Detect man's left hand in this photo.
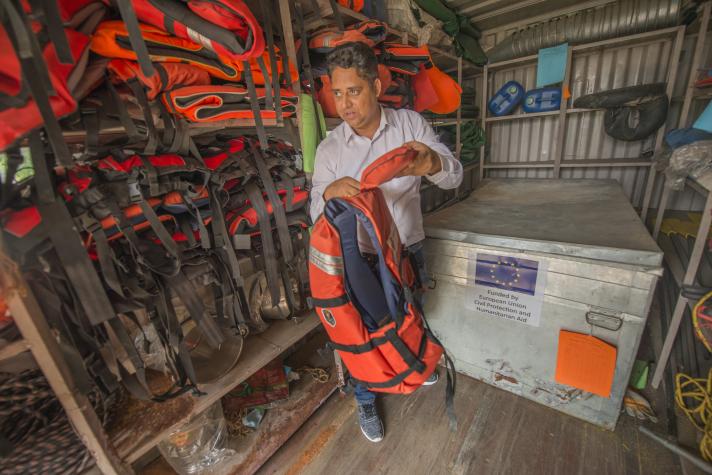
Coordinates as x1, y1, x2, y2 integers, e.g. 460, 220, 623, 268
397, 141, 442, 177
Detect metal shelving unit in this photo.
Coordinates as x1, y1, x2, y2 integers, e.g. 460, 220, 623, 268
648, 1, 712, 389
477, 25, 686, 222
0, 1, 326, 473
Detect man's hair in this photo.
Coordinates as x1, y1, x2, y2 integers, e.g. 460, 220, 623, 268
326, 42, 379, 84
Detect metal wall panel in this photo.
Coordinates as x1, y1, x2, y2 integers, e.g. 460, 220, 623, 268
481, 28, 711, 211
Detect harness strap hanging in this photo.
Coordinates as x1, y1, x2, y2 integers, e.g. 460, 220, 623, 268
241, 60, 269, 149
255, 56, 274, 111
260, 1, 283, 124
125, 78, 160, 155
30, 0, 73, 64
164, 270, 225, 348
3, 0, 73, 167
114, 0, 155, 77
76, 212, 125, 298
104, 80, 143, 144
245, 181, 281, 305
29, 133, 114, 326
81, 107, 100, 159
328, 0, 346, 32
252, 148, 294, 262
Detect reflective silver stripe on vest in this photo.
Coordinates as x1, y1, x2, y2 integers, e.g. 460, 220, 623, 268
309, 247, 343, 276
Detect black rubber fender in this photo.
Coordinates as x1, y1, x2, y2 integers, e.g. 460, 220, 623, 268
573, 82, 667, 108
603, 94, 669, 141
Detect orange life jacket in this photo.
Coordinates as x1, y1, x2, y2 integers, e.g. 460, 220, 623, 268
308, 146, 444, 394
91, 20, 243, 81
161, 85, 297, 122
107, 59, 211, 101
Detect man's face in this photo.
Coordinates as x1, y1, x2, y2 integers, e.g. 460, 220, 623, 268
330, 66, 381, 130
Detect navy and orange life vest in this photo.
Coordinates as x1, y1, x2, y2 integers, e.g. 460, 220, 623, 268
309, 147, 444, 393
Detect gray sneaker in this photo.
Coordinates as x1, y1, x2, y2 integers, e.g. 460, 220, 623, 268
358, 402, 384, 442
423, 370, 439, 386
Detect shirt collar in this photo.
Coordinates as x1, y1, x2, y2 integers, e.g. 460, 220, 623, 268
343, 107, 390, 143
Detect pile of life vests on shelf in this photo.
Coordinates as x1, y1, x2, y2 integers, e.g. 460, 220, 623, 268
305, 18, 463, 117
0, 0, 308, 402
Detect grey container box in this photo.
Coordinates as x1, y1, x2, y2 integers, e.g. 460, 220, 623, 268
422, 179, 662, 429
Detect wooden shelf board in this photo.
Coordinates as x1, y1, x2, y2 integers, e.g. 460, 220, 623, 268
109, 312, 321, 465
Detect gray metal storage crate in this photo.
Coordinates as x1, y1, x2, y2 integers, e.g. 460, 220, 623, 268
422, 179, 663, 429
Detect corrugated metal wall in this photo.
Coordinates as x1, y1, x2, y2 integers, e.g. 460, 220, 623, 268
467, 3, 712, 212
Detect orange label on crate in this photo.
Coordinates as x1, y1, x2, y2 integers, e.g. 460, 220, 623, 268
554, 330, 617, 398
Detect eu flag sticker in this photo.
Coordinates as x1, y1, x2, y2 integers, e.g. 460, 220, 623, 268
475, 254, 539, 296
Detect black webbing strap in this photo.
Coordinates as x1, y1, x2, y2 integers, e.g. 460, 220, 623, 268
328, 0, 345, 31
28, 133, 114, 326
312, 294, 349, 308
206, 181, 248, 328
3, 0, 72, 167
295, 3, 324, 142
350, 328, 429, 389
260, 0, 283, 123
276, 36, 293, 90
157, 95, 177, 149
255, 56, 273, 111
245, 182, 281, 305
126, 176, 182, 276
114, 0, 155, 77
164, 270, 225, 348
152, 275, 202, 394
241, 60, 269, 149
32, 0, 73, 64
125, 78, 159, 155
104, 81, 143, 144
251, 148, 294, 262
181, 191, 211, 249
411, 294, 457, 431
81, 107, 100, 159
76, 212, 125, 298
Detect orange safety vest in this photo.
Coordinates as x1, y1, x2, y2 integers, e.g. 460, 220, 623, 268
308, 146, 445, 393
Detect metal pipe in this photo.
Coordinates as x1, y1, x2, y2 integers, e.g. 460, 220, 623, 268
639, 426, 712, 474
487, 0, 681, 63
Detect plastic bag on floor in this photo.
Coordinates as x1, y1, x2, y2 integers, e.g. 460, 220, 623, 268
158, 401, 235, 475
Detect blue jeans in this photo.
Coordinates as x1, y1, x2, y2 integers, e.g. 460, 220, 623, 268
353, 240, 428, 406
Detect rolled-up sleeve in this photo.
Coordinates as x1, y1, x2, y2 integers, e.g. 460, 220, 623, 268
410, 112, 463, 189
309, 140, 337, 223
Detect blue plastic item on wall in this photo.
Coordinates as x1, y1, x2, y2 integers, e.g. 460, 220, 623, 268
523, 87, 562, 113
488, 81, 525, 116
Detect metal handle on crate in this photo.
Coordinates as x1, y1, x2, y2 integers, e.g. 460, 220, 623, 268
586, 310, 623, 331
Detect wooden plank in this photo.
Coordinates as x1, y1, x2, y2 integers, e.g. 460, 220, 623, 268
262, 372, 683, 475
640, 26, 685, 221
5, 279, 129, 475
0, 338, 29, 362
110, 313, 320, 464
479, 65, 488, 181
652, 190, 712, 388
225, 372, 337, 474
485, 110, 560, 122
278, 0, 301, 96
484, 160, 555, 169
680, 2, 712, 128
553, 46, 574, 178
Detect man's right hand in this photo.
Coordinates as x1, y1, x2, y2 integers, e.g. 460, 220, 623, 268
323, 177, 360, 201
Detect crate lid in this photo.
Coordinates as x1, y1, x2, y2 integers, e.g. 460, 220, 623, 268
424, 179, 662, 268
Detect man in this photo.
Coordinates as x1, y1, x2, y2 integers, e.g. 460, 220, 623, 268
309, 42, 463, 443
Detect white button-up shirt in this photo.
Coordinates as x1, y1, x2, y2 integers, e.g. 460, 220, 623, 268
309, 107, 463, 247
